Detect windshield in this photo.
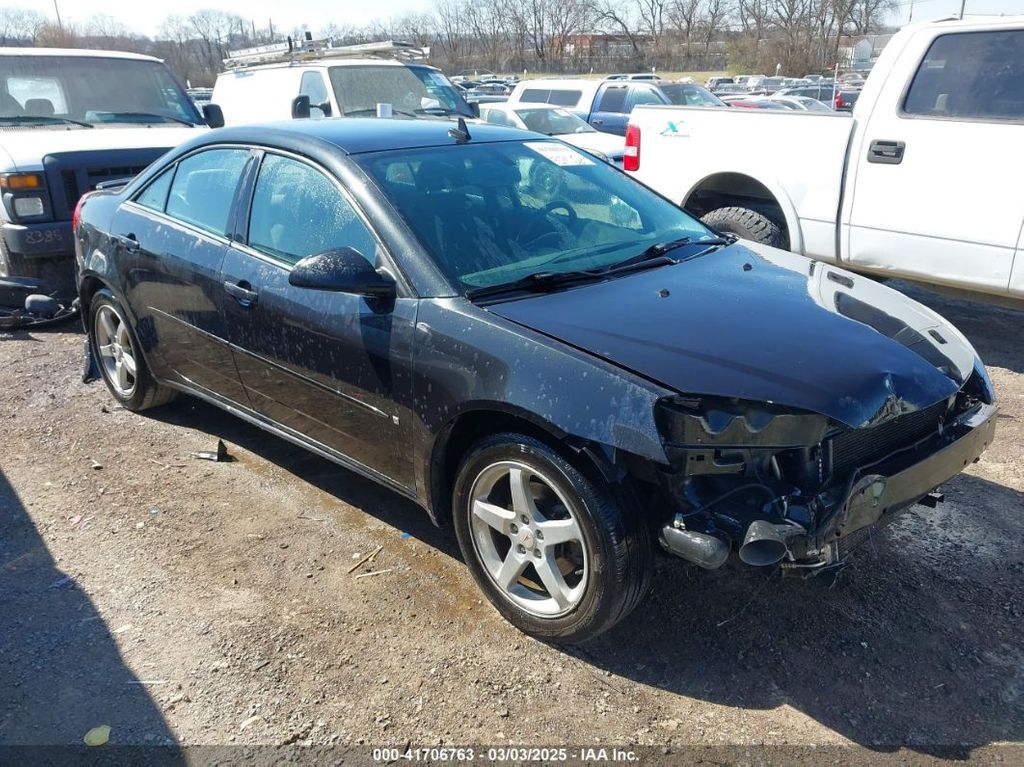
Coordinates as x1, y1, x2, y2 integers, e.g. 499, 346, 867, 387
329, 64, 474, 117
0, 55, 201, 126
358, 140, 717, 292
658, 84, 725, 107
515, 108, 594, 135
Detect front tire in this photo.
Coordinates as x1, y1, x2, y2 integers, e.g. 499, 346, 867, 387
701, 206, 787, 249
88, 289, 176, 412
452, 433, 652, 643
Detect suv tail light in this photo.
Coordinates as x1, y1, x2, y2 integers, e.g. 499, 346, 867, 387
834, 92, 843, 109
624, 124, 641, 172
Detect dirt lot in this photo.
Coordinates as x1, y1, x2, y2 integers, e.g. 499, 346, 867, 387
1, 282, 1022, 759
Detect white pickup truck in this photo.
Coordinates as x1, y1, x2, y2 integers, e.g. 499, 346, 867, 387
0, 48, 220, 299
625, 16, 1024, 305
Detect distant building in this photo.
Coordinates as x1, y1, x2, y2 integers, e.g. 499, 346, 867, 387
555, 32, 652, 58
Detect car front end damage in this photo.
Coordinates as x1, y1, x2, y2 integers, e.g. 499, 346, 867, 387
643, 371, 996, 571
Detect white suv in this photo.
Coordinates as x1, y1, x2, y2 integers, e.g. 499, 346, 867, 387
0, 48, 217, 297
211, 40, 477, 124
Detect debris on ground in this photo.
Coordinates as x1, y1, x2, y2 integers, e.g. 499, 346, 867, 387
347, 545, 383, 574
190, 439, 232, 463
355, 568, 393, 580
83, 725, 111, 746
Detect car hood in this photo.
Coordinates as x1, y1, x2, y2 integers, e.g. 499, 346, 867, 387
487, 242, 982, 428
560, 131, 625, 158
0, 125, 202, 171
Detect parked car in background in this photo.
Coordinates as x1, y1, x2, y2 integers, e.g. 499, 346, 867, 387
508, 78, 723, 135
705, 76, 734, 91
721, 97, 790, 110
803, 74, 824, 82
834, 88, 861, 112
777, 83, 838, 102
768, 95, 834, 112
606, 73, 663, 81
624, 15, 1024, 305
747, 76, 787, 94
0, 47, 218, 298
211, 40, 477, 124
478, 103, 624, 165
75, 118, 996, 643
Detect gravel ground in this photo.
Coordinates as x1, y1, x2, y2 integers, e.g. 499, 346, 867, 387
1, 282, 1022, 760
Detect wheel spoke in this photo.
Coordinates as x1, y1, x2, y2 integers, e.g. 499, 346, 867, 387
116, 360, 130, 391
534, 552, 573, 610
508, 467, 537, 519
98, 343, 116, 359
121, 351, 137, 376
535, 517, 580, 546
472, 499, 514, 535
115, 322, 130, 348
494, 551, 528, 590
98, 311, 116, 341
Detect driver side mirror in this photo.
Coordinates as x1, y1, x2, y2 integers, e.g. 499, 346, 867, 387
289, 247, 396, 299
202, 103, 225, 128
291, 95, 311, 119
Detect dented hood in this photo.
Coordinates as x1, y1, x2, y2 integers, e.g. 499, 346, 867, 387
487, 243, 981, 428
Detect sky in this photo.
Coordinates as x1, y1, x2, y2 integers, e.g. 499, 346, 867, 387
20, 0, 1024, 37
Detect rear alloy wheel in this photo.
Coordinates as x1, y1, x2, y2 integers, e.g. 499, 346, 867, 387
453, 433, 652, 643
89, 289, 176, 412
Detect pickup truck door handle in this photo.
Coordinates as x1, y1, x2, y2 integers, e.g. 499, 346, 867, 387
868, 139, 906, 165
120, 233, 139, 253
224, 280, 258, 307
591, 118, 604, 126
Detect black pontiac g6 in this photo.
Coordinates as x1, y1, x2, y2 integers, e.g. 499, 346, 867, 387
74, 120, 996, 642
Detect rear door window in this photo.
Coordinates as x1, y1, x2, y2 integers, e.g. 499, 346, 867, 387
247, 154, 376, 266
547, 90, 582, 107
904, 30, 1024, 121
597, 86, 628, 113
165, 149, 249, 236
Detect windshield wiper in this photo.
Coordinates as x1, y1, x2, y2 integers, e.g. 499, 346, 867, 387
465, 269, 601, 300
0, 114, 93, 128
103, 112, 196, 126
345, 107, 419, 119
611, 235, 736, 270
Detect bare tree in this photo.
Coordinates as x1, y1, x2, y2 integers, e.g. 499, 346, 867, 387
0, 7, 44, 45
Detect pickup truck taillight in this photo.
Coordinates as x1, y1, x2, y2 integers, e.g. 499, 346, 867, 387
624, 124, 641, 172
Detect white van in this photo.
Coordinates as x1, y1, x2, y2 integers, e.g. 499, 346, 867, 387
211, 40, 477, 124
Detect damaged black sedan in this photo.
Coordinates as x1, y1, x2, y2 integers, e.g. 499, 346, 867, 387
74, 120, 996, 643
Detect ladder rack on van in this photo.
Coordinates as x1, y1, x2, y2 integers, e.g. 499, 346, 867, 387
223, 39, 430, 68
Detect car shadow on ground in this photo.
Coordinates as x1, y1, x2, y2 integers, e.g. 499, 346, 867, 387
0, 468, 177, 749
577, 471, 1024, 754
151, 399, 459, 559
149, 398, 1023, 754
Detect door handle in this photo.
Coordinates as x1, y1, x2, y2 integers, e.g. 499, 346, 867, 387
868, 139, 905, 165
224, 280, 258, 306
120, 233, 139, 253
591, 118, 604, 126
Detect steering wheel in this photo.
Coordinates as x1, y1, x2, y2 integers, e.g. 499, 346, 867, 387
540, 200, 578, 224
517, 201, 578, 249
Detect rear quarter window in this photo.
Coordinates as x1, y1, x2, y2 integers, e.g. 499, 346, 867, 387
904, 30, 1024, 121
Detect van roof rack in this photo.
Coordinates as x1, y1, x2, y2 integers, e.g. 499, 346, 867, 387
223, 39, 429, 68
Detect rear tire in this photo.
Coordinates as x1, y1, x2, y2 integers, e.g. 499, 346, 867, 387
701, 206, 787, 249
88, 289, 177, 412
452, 433, 653, 644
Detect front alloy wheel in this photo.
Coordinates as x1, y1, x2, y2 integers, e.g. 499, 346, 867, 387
94, 303, 138, 398
468, 460, 588, 617
453, 433, 653, 643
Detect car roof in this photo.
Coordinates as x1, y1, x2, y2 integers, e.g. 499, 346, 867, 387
201, 118, 536, 155
0, 47, 161, 63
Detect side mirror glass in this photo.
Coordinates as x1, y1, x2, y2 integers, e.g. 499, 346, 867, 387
288, 247, 396, 299
202, 103, 225, 128
291, 95, 311, 119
